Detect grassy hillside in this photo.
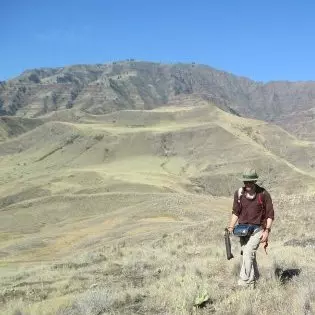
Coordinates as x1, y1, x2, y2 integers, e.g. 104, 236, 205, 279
0, 116, 43, 141
0, 101, 314, 314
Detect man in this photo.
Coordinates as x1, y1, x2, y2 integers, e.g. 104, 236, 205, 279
227, 168, 274, 287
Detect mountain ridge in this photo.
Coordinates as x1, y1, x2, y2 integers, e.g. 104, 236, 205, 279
1, 61, 315, 138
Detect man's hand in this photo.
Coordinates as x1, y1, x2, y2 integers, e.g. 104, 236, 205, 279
224, 226, 233, 237
260, 230, 269, 243
227, 226, 234, 233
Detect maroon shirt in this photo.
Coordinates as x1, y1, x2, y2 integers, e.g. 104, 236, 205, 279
232, 185, 275, 225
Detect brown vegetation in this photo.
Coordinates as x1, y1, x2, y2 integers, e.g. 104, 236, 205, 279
0, 104, 314, 314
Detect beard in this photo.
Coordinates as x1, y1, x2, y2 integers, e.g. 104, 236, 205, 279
245, 184, 256, 193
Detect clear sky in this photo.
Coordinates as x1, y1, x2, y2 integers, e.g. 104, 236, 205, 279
1, 0, 315, 82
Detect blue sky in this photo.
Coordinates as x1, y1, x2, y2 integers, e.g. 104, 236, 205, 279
1, 0, 315, 81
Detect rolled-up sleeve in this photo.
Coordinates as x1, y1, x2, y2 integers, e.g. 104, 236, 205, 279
232, 190, 241, 216
265, 191, 275, 220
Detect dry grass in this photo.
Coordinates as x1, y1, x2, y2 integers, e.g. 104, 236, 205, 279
0, 105, 315, 314
1, 193, 314, 315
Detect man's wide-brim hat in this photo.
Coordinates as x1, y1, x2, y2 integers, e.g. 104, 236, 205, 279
239, 168, 259, 181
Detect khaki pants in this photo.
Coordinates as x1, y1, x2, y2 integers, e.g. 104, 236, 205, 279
238, 229, 263, 286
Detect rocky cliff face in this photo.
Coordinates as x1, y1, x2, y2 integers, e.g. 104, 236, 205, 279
1, 61, 315, 129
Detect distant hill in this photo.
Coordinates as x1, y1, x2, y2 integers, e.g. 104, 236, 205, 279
2, 61, 315, 139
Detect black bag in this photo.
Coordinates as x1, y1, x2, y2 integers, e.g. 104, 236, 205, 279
233, 224, 256, 237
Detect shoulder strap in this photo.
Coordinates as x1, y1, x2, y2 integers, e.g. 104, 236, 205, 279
237, 187, 244, 203
257, 190, 265, 206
